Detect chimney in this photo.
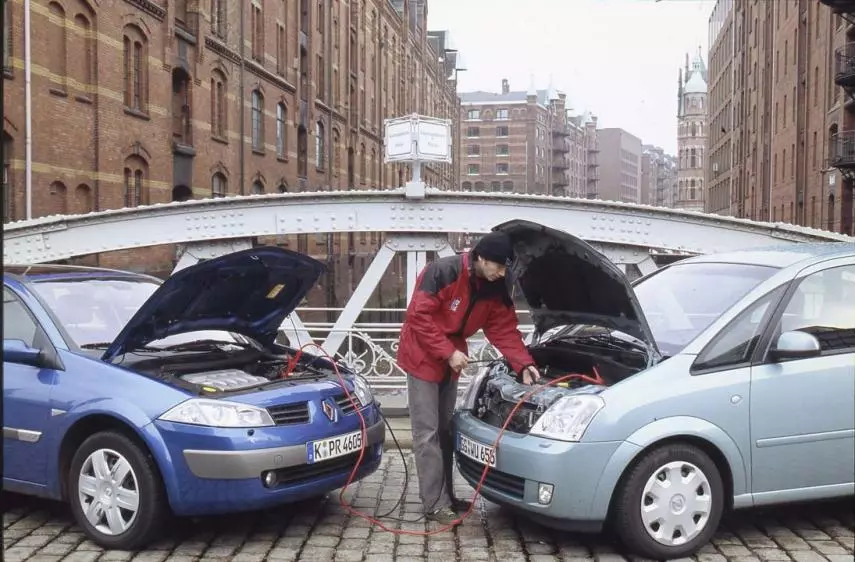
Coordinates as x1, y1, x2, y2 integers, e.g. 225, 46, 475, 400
501, 79, 510, 94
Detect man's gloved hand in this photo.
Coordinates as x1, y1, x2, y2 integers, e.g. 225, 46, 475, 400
521, 365, 541, 385
448, 350, 470, 373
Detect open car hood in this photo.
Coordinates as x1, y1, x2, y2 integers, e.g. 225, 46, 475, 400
102, 246, 324, 362
494, 219, 660, 356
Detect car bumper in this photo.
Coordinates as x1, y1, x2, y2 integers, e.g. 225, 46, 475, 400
153, 413, 385, 516
453, 411, 625, 531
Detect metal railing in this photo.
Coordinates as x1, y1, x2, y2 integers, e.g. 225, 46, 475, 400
829, 131, 855, 167
280, 307, 535, 389
834, 43, 855, 86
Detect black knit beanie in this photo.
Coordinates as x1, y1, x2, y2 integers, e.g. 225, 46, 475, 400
473, 231, 514, 266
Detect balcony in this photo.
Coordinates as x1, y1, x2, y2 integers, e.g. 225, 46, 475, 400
552, 157, 570, 170
829, 131, 855, 170
552, 124, 570, 137
835, 44, 855, 89
819, 0, 855, 14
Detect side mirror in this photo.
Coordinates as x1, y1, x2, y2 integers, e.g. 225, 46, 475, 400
3, 339, 45, 367
769, 330, 822, 362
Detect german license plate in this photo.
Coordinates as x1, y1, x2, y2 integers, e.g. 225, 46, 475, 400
457, 433, 496, 467
306, 430, 363, 464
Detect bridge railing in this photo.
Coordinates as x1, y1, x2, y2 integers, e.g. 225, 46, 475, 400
280, 307, 536, 389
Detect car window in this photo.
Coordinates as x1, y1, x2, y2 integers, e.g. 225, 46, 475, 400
3, 287, 39, 348
692, 286, 787, 372
769, 264, 855, 355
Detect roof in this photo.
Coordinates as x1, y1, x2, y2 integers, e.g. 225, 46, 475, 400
460, 88, 553, 105
677, 243, 855, 269
4, 264, 159, 283
684, 70, 707, 94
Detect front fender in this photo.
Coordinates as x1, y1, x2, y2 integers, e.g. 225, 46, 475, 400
588, 416, 750, 519
48, 398, 179, 503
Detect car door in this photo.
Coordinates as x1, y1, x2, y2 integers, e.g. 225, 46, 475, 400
2, 286, 61, 487
748, 260, 855, 502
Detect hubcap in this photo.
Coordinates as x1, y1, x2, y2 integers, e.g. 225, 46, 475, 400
77, 448, 140, 536
639, 460, 712, 546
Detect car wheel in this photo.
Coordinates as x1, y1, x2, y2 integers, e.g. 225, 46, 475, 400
68, 430, 167, 550
612, 443, 724, 560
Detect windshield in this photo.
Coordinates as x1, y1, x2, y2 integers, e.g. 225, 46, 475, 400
30, 277, 244, 350
634, 262, 779, 357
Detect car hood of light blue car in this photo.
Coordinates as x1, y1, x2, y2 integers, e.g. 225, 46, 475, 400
493, 219, 660, 356
102, 246, 325, 362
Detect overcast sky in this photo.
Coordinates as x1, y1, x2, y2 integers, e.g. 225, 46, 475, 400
426, 0, 716, 155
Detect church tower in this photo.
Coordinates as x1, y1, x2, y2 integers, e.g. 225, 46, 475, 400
676, 48, 708, 212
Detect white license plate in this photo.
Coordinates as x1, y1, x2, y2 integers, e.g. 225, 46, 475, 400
306, 430, 363, 464
457, 433, 496, 468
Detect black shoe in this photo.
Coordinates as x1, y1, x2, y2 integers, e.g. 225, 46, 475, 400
450, 497, 472, 513
426, 506, 458, 526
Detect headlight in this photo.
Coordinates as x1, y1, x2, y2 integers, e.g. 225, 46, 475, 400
352, 375, 374, 407
529, 394, 604, 442
456, 367, 489, 411
159, 398, 275, 428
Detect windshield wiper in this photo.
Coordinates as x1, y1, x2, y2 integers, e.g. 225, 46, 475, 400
80, 342, 115, 349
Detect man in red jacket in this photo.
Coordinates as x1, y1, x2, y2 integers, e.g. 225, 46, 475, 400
397, 231, 541, 525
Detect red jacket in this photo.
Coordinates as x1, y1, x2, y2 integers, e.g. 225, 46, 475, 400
397, 251, 535, 383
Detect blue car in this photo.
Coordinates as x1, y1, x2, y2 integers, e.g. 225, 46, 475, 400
2, 246, 385, 550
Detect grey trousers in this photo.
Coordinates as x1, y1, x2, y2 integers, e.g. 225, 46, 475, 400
407, 372, 459, 514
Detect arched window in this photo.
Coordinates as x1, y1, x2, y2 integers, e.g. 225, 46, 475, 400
315, 121, 325, 168
48, 2, 67, 91
2, 133, 11, 223
502, 181, 513, 192
277, 181, 288, 193
123, 155, 148, 207
360, 143, 366, 183
73, 184, 93, 215
251, 89, 264, 151
212, 173, 227, 197
461, 181, 472, 191
211, 0, 227, 38
277, 103, 287, 158
172, 185, 192, 202
123, 25, 148, 111
251, 179, 264, 194
50, 181, 68, 215
72, 10, 94, 89
172, 68, 192, 145
211, 71, 227, 138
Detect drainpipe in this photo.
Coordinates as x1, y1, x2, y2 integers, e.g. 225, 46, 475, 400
238, 1, 245, 195
24, 0, 32, 219
326, 0, 333, 190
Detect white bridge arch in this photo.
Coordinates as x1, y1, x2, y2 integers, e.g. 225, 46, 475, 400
4, 189, 853, 392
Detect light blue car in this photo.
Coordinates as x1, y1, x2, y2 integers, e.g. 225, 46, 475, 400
453, 220, 855, 560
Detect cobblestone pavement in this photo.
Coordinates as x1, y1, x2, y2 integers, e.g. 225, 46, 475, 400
3, 452, 853, 562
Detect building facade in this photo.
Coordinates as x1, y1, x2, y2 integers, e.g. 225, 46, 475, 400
1, 0, 463, 273
705, 0, 854, 236
596, 128, 642, 203
676, 49, 708, 212
457, 78, 598, 197
642, 144, 678, 207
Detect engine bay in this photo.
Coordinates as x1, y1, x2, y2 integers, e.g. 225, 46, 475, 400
471, 331, 653, 434
118, 344, 341, 395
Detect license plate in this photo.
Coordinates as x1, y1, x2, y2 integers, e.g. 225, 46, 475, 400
457, 433, 496, 468
306, 430, 363, 464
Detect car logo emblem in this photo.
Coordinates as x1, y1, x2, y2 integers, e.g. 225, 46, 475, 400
322, 399, 338, 423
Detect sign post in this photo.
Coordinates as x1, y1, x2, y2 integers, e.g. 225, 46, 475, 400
383, 113, 453, 200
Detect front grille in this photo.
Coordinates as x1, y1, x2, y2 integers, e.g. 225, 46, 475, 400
267, 402, 310, 425
271, 450, 366, 486
335, 393, 359, 415
457, 455, 525, 500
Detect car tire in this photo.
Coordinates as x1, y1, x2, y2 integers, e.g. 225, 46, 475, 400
612, 443, 724, 560
68, 430, 168, 550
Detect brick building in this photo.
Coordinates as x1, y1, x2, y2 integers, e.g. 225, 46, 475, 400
457, 78, 599, 197
1, 0, 463, 279
676, 49, 708, 212
596, 128, 642, 203
642, 144, 678, 207
705, 0, 854, 236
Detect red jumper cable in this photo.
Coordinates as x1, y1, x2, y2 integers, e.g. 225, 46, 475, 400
287, 342, 604, 537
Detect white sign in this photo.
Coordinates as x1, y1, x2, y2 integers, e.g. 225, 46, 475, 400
417, 120, 451, 161
384, 118, 414, 162
384, 114, 452, 164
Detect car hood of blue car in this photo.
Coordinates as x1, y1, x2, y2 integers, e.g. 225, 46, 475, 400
493, 219, 660, 357
102, 246, 325, 362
